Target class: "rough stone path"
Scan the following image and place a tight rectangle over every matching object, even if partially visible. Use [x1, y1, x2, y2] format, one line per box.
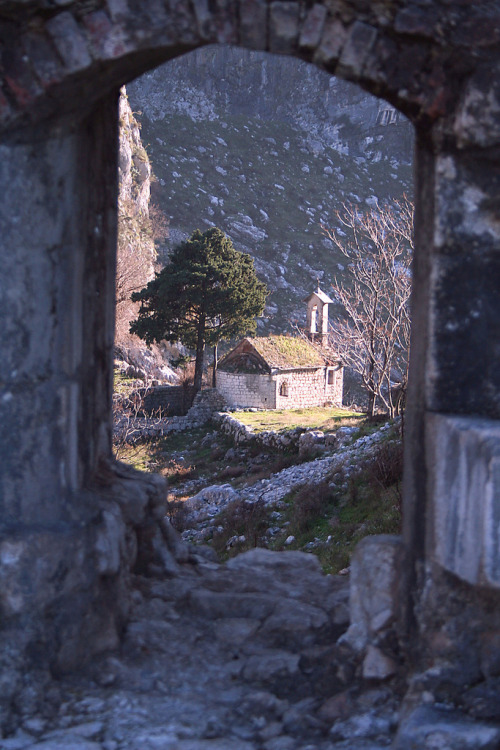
[2, 549, 400, 750]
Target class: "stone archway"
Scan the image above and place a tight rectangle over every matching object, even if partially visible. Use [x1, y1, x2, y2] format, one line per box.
[1, 0, 500, 731]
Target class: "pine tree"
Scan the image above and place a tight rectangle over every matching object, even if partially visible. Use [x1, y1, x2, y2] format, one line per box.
[130, 227, 268, 393]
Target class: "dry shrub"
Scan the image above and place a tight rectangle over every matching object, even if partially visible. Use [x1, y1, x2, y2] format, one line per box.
[178, 361, 195, 387]
[219, 465, 246, 479]
[166, 496, 190, 532]
[162, 460, 197, 484]
[368, 440, 404, 488]
[289, 481, 332, 535]
[212, 499, 270, 556]
[210, 445, 227, 461]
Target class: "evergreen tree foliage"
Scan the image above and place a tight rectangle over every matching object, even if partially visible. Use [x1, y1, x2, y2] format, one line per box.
[130, 227, 268, 392]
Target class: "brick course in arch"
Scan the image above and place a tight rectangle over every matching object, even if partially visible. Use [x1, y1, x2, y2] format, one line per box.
[0, 0, 498, 142]
[1, 0, 500, 731]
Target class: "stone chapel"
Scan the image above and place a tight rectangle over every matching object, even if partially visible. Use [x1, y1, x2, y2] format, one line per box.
[216, 287, 344, 409]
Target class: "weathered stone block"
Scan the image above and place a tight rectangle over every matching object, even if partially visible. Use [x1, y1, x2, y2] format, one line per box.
[82, 11, 131, 61]
[362, 644, 398, 680]
[212, 0, 238, 45]
[239, 0, 267, 50]
[393, 705, 500, 750]
[313, 18, 347, 69]
[340, 535, 405, 653]
[46, 12, 92, 73]
[163, 0, 199, 45]
[428, 413, 500, 588]
[2, 42, 42, 107]
[192, 0, 214, 41]
[269, 1, 300, 55]
[454, 63, 500, 149]
[299, 4, 327, 52]
[106, 0, 129, 22]
[337, 21, 378, 79]
[94, 505, 127, 576]
[0, 531, 88, 618]
[394, 6, 439, 38]
[23, 32, 64, 88]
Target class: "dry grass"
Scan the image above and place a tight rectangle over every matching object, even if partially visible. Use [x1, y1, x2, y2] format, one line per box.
[232, 405, 364, 433]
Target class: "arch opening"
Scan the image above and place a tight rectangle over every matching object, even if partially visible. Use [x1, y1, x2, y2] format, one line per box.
[113, 43, 414, 565]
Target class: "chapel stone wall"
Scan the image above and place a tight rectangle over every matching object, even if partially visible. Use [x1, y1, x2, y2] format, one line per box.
[217, 371, 277, 409]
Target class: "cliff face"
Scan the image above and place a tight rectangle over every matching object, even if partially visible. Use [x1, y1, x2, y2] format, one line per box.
[115, 88, 156, 344]
[128, 47, 413, 335]
[118, 90, 152, 215]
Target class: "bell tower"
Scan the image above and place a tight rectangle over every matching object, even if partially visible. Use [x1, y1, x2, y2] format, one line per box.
[303, 283, 333, 346]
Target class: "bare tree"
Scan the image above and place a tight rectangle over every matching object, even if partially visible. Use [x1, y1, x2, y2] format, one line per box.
[322, 197, 413, 418]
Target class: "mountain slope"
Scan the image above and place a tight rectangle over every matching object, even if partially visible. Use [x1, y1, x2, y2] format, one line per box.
[128, 46, 413, 335]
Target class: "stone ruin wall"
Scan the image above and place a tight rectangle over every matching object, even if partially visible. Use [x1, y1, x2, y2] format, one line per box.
[1, 0, 500, 731]
[139, 384, 196, 417]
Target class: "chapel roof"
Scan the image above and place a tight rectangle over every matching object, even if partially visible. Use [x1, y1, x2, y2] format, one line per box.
[219, 335, 326, 372]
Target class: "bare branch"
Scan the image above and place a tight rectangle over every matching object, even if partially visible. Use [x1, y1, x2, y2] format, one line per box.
[323, 198, 413, 418]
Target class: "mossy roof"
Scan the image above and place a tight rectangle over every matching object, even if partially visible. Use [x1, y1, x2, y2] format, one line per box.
[245, 335, 325, 369]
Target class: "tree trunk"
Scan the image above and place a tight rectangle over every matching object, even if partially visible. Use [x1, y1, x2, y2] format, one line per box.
[368, 390, 377, 418]
[212, 343, 218, 388]
[193, 313, 206, 395]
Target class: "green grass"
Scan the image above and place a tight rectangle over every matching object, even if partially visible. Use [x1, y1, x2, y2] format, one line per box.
[232, 405, 364, 433]
[113, 371, 137, 395]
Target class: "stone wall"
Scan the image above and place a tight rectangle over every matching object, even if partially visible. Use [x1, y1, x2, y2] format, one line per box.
[218, 367, 343, 411]
[217, 371, 277, 409]
[275, 367, 343, 409]
[139, 385, 195, 417]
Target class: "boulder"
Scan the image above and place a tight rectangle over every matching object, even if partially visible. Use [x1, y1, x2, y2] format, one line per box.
[393, 706, 500, 750]
[340, 535, 406, 653]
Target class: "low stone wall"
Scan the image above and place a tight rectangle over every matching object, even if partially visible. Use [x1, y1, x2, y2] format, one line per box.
[138, 385, 195, 416]
[213, 411, 300, 449]
[213, 410, 351, 453]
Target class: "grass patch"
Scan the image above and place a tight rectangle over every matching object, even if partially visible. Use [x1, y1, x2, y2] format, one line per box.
[232, 405, 364, 433]
[113, 371, 138, 395]
[117, 443, 156, 472]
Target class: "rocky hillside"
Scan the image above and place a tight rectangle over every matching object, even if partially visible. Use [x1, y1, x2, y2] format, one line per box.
[128, 46, 413, 334]
[115, 88, 156, 343]
[115, 89, 178, 381]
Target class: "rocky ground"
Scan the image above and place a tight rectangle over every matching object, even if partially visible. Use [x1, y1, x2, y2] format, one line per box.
[6, 543, 499, 750]
[3, 548, 404, 750]
[177, 419, 396, 549]
[5, 403, 500, 749]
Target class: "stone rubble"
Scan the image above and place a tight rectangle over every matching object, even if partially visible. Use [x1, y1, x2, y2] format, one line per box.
[178, 420, 396, 544]
[2, 548, 402, 750]
[4, 543, 495, 750]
